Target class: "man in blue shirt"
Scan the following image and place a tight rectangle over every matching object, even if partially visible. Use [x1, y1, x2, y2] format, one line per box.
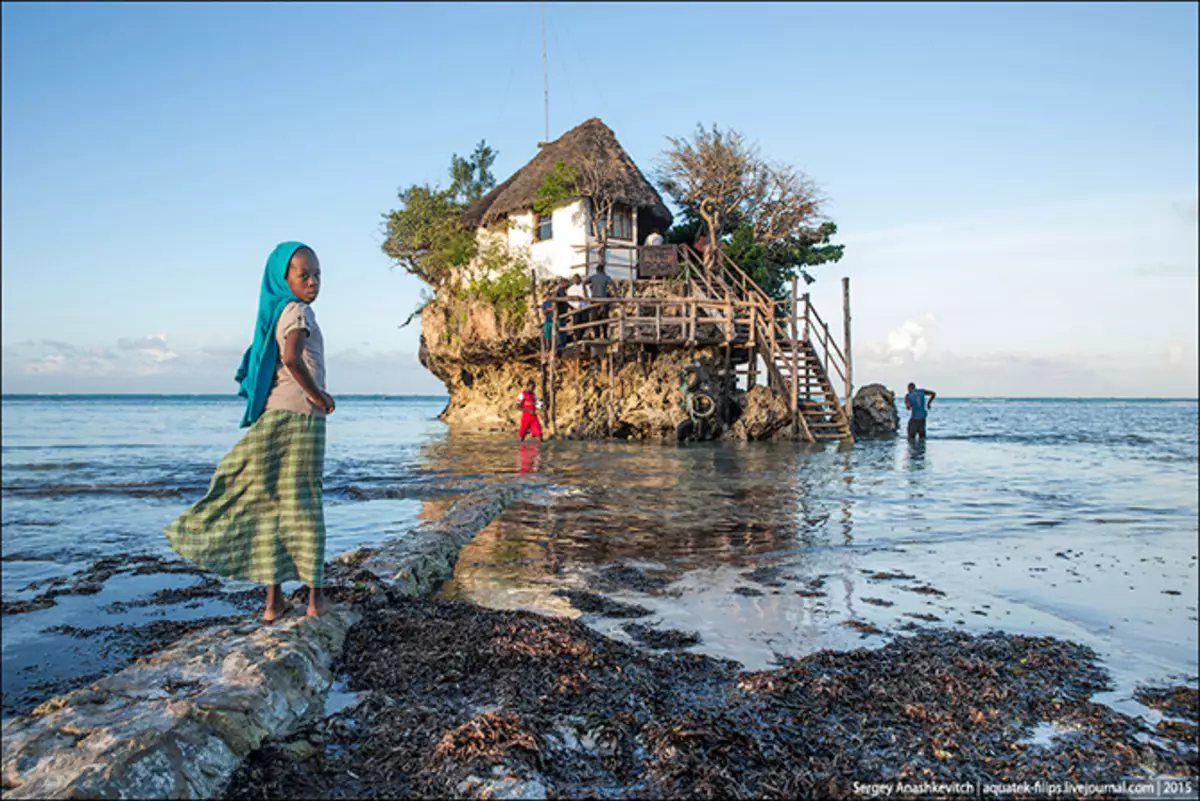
[904, 382, 937, 441]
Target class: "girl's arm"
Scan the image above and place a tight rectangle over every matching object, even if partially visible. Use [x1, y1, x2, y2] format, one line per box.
[282, 329, 335, 413]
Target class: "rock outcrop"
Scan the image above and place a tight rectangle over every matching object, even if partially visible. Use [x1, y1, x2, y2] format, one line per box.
[419, 293, 807, 442]
[851, 383, 899, 438]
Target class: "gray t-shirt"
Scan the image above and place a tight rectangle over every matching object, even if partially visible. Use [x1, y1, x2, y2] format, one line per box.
[586, 271, 614, 299]
[264, 301, 326, 417]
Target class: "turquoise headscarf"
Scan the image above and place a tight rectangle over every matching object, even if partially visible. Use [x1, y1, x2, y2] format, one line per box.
[234, 241, 309, 428]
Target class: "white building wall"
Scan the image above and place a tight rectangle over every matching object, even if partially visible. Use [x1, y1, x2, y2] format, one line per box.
[504, 200, 590, 281]
[475, 199, 649, 284]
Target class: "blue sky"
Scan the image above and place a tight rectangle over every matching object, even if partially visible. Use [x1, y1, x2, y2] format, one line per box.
[2, 1, 1196, 397]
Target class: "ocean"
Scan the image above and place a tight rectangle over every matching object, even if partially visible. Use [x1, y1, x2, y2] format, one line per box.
[2, 394, 1197, 722]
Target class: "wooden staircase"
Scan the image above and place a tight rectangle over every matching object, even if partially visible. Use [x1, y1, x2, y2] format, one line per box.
[678, 246, 854, 443]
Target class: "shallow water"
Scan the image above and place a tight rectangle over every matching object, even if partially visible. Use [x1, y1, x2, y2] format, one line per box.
[2, 395, 1198, 722]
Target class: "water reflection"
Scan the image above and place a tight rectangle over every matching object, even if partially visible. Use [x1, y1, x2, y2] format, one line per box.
[434, 423, 1198, 687]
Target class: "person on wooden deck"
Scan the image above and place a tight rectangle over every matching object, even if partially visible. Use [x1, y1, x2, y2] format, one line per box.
[904, 382, 937, 441]
[566, 275, 587, 341]
[586, 263, 615, 339]
[516, 380, 543, 441]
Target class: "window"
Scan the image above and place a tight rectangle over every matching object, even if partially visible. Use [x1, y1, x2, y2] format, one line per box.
[536, 213, 553, 241]
[611, 205, 633, 241]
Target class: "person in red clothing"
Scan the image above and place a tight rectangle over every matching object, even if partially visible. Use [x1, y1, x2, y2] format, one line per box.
[516, 380, 543, 441]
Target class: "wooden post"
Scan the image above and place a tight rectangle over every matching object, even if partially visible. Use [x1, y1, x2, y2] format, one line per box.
[767, 302, 776, 390]
[607, 350, 616, 433]
[618, 302, 625, 345]
[748, 303, 758, 388]
[549, 311, 558, 436]
[655, 301, 662, 343]
[802, 293, 810, 343]
[842, 276, 853, 413]
[688, 300, 697, 345]
[823, 320, 831, 380]
[790, 277, 800, 432]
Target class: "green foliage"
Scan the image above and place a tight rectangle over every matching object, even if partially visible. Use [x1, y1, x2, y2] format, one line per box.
[465, 244, 531, 322]
[726, 221, 844, 299]
[534, 160, 578, 217]
[381, 140, 498, 288]
[667, 209, 844, 299]
[449, 141, 498, 204]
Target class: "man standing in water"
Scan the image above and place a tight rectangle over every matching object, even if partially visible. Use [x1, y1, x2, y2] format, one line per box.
[904, 382, 936, 441]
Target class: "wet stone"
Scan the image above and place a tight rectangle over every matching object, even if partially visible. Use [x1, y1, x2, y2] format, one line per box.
[733, 586, 764, 597]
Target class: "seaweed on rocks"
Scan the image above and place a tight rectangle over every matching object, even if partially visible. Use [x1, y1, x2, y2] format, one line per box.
[740, 566, 795, 588]
[1135, 685, 1199, 722]
[594, 564, 674, 594]
[551, 589, 652, 619]
[622, 623, 701, 649]
[3, 554, 213, 616]
[222, 599, 1196, 800]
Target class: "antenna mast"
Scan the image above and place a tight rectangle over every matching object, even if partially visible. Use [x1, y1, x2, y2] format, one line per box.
[540, 1, 549, 145]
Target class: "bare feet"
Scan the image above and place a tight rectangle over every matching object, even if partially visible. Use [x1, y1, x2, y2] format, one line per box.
[263, 583, 289, 622]
[307, 586, 333, 618]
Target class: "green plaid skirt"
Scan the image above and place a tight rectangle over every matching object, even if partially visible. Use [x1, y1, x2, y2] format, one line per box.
[165, 409, 326, 587]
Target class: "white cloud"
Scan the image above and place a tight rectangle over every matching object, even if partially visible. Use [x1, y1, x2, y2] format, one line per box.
[115, 333, 178, 375]
[1, 337, 446, 395]
[861, 313, 937, 367]
[26, 353, 65, 374]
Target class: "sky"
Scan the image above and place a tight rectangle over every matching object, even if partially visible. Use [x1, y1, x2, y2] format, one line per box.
[2, 1, 1197, 398]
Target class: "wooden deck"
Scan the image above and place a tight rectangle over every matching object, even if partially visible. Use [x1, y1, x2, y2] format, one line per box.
[537, 244, 855, 443]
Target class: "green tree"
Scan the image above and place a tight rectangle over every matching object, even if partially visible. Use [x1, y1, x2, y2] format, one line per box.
[449, 140, 498, 204]
[382, 141, 498, 287]
[658, 123, 844, 295]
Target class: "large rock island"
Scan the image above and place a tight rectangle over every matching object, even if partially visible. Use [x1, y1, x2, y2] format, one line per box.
[418, 293, 803, 442]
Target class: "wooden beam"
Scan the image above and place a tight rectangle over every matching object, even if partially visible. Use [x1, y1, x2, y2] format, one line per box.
[842, 276, 853, 418]
[791, 277, 800, 436]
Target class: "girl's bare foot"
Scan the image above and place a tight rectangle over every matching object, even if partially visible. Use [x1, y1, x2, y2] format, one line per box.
[307, 586, 332, 618]
[263, 583, 289, 622]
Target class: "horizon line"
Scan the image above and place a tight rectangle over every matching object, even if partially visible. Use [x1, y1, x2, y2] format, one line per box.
[1, 393, 1197, 402]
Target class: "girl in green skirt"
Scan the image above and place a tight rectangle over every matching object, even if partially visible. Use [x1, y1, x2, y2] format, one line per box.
[166, 242, 335, 621]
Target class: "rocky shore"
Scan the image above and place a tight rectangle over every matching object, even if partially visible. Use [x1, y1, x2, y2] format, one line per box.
[0, 482, 531, 799]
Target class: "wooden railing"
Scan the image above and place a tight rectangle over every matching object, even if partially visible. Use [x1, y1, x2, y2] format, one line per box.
[539, 241, 853, 439]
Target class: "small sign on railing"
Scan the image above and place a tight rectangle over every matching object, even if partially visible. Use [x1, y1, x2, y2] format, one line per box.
[636, 245, 678, 279]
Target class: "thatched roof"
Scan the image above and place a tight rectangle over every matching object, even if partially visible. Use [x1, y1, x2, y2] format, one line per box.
[462, 118, 673, 232]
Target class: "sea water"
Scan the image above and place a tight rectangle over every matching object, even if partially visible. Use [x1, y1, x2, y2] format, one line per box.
[2, 395, 1197, 719]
